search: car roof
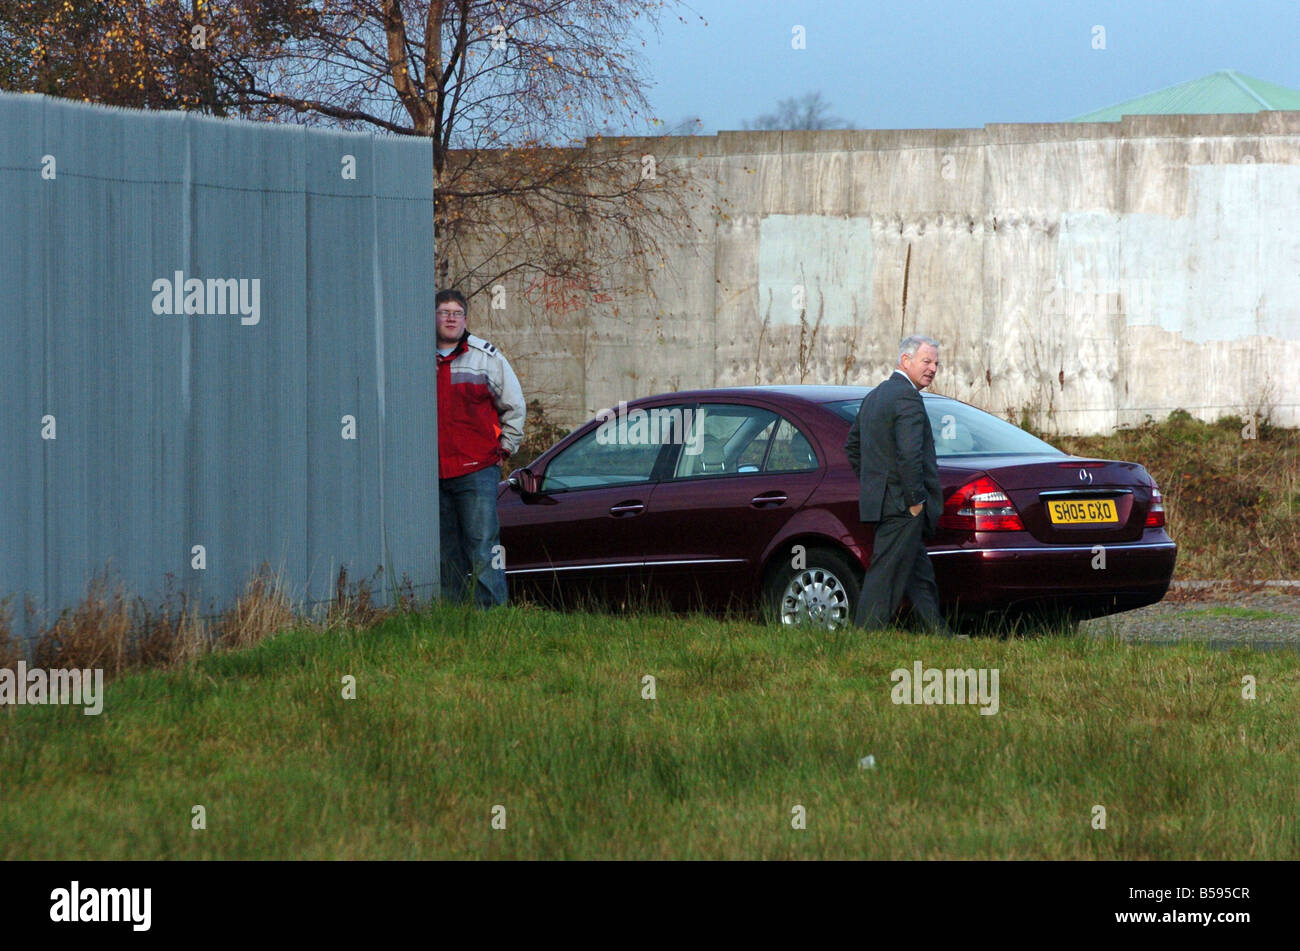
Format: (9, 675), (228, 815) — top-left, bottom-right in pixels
(626, 384), (955, 404)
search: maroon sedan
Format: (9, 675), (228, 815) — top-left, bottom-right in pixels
(498, 386), (1176, 630)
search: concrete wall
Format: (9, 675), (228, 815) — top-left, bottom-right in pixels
(0, 92), (438, 643)
(471, 111), (1300, 439)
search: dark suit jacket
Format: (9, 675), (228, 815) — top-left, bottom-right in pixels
(843, 372), (942, 536)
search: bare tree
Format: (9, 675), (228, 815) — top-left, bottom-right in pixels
(742, 90), (850, 130)
(0, 0), (315, 113)
(214, 0), (690, 302)
(657, 113), (705, 135)
(1, 1), (697, 307)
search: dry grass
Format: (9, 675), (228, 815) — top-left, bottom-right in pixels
(4, 562), (416, 682)
(0, 598), (22, 672)
(324, 565), (387, 631)
(1043, 411), (1300, 581)
(24, 569), (218, 676)
(213, 566), (296, 652)
(32, 572), (134, 675)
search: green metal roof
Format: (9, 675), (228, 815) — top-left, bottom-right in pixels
(1072, 70), (1300, 122)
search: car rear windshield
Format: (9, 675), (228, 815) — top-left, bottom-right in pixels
(827, 398), (1066, 457)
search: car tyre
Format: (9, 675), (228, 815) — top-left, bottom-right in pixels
(763, 545), (862, 631)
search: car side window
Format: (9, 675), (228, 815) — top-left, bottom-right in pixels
(541, 410), (679, 492)
(764, 418), (818, 472)
(673, 405), (779, 479)
(736, 417), (776, 470)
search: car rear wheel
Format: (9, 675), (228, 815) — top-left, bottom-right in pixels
(764, 546), (862, 631)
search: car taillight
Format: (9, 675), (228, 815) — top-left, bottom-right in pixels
(939, 475), (1024, 532)
(1145, 481), (1165, 528)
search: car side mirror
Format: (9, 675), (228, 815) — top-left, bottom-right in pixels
(507, 467), (541, 495)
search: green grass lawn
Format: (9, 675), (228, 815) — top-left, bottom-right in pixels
(3, 603), (1296, 860)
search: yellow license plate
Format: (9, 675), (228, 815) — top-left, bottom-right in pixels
(1047, 498), (1119, 524)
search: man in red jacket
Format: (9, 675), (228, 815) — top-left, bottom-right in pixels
(436, 289), (526, 607)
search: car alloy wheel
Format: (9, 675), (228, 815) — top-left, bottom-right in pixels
(765, 546), (862, 631)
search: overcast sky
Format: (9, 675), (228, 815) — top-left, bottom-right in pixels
(633, 0), (1300, 133)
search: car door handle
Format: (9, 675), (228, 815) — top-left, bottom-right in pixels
(751, 492), (788, 507)
(609, 501), (645, 516)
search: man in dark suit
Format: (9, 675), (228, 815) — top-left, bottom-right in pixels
(844, 335), (955, 636)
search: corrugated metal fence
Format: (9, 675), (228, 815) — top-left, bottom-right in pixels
(0, 92), (438, 645)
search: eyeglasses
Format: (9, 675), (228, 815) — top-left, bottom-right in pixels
(436, 309), (466, 318)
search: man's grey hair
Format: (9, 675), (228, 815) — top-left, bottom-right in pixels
(899, 334), (940, 363)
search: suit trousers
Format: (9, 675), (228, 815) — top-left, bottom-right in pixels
(854, 512), (951, 635)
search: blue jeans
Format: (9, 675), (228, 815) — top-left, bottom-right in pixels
(440, 465), (508, 607)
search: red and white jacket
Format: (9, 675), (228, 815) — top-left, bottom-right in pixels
(437, 331), (526, 480)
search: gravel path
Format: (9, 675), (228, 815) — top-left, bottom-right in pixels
(1080, 582), (1300, 650)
